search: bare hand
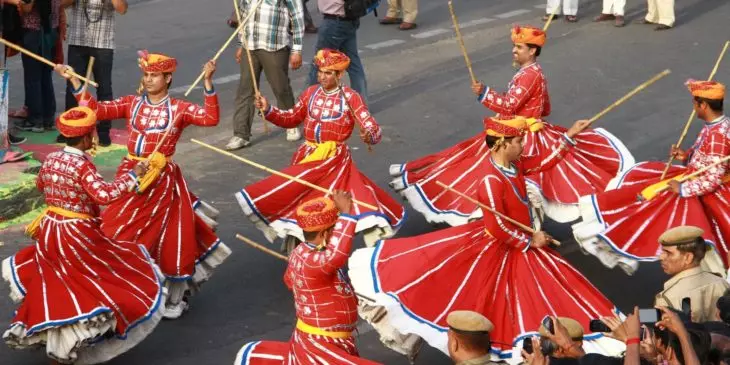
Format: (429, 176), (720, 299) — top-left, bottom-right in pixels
(567, 119), (590, 139)
(235, 47), (243, 64)
(54, 64), (75, 80)
(254, 94), (269, 111)
(667, 180), (681, 194)
(670, 145), (688, 161)
(656, 306), (687, 335)
(134, 160), (150, 177)
(471, 81), (485, 96)
(521, 337), (547, 365)
(203, 59), (217, 81)
(359, 128), (372, 144)
(599, 314), (628, 342)
(290, 52), (302, 70)
(332, 190), (353, 215)
(532, 231), (552, 248)
(625, 306), (641, 339)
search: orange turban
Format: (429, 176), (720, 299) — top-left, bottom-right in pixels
(511, 25), (546, 47)
(296, 197), (340, 232)
(56, 106), (97, 138)
(686, 79), (725, 100)
(484, 115), (529, 138)
(138, 50), (177, 73)
(314, 49), (350, 72)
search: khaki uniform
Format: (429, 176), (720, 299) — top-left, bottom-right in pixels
(655, 266), (730, 322)
(645, 0), (675, 26)
(386, 0), (418, 24)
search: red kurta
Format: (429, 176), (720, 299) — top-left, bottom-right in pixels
(350, 135), (624, 360)
(235, 85), (405, 246)
(390, 62), (633, 226)
(234, 215), (381, 365)
(73, 89), (231, 305)
(573, 115), (730, 275)
(2, 147), (164, 364)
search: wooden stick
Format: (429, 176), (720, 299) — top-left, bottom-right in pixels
(543, 3), (560, 31)
(436, 181), (561, 246)
(654, 154), (730, 195)
(660, 40), (730, 179)
(0, 37), (98, 87)
(586, 69), (671, 126)
(236, 233), (376, 302)
(447, 1), (476, 84)
(80, 57), (95, 97)
(233, 0), (242, 21)
(183, 0), (263, 96)
(191, 138), (378, 210)
(235, 0), (270, 134)
(336, 82), (373, 153)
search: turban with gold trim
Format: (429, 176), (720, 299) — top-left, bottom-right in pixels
(686, 79), (725, 100)
(314, 49), (350, 72)
(138, 50), (177, 73)
(296, 197), (339, 232)
(56, 106), (97, 138)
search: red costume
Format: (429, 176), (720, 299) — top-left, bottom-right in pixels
(73, 52), (231, 316)
(234, 197), (381, 365)
(2, 107), (164, 364)
(389, 25), (633, 226)
(235, 49), (405, 247)
(573, 80), (730, 275)
(350, 116), (623, 361)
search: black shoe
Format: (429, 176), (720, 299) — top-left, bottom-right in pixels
(56, 134), (67, 143)
(98, 133), (112, 147)
(8, 134), (27, 145)
(18, 120), (36, 131)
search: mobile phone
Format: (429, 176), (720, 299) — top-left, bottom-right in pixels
(542, 316), (554, 334)
(589, 319), (611, 332)
(681, 298), (691, 317)
(522, 337), (533, 354)
(638, 308), (661, 324)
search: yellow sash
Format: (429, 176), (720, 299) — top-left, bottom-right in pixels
(25, 206), (93, 238)
(126, 153), (171, 193)
(525, 118), (544, 132)
(640, 173), (730, 200)
(295, 319), (352, 339)
(298, 141), (338, 164)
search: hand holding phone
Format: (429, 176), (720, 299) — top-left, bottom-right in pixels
(638, 308), (661, 324)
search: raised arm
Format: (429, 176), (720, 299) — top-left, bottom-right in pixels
(259, 90), (309, 129)
(520, 119), (588, 175)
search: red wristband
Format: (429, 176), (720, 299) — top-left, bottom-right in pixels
(626, 338), (640, 345)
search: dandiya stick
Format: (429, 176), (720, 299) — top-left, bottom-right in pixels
(660, 40), (730, 179)
(191, 138), (378, 210)
(653, 154), (730, 195)
(447, 1), (476, 84)
(0, 37), (98, 87)
(436, 181), (561, 246)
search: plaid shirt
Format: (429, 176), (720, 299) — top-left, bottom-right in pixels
(67, 0), (117, 49)
(237, 0), (304, 52)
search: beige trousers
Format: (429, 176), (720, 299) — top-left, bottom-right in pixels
(386, 0), (418, 23)
(645, 0), (675, 26)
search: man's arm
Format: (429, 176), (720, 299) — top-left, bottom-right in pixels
(520, 120), (589, 174)
(476, 70), (541, 115)
(285, 0), (305, 53)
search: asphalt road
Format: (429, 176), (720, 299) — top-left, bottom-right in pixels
(2, 0), (730, 364)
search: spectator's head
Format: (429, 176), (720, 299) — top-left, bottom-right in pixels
(538, 317), (584, 358)
(296, 197), (339, 245)
(658, 226), (707, 275)
(137, 50), (177, 95)
(511, 25), (545, 66)
(686, 79), (725, 121)
(716, 295), (730, 324)
(313, 49), (350, 91)
(446, 310), (493, 363)
(57, 106), (98, 151)
(484, 115), (530, 160)
(653, 323), (711, 365)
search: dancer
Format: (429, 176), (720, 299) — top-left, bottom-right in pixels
(350, 116), (624, 361)
(573, 80), (729, 275)
(389, 24), (633, 226)
(234, 192), (381, 365)
(237, 49), (405, 249)
(54, 51), (231, 319)
(2, 106), (165, 364)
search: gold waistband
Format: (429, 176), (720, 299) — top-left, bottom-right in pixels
(295, 319), (352, 339)
(126, 154), (172, 162)
(25, 206), (94, 237)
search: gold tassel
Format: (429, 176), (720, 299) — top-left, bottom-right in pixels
(136, 76), (145, 95)
(136, 151), (168, 193)
(88, 135), (99, 157)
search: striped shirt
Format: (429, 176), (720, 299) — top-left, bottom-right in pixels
(237, 0), (305, 52)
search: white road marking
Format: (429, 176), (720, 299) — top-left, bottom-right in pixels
(411, 28), (451, 39)
(169, 62), (310, 94)
(495, 9), (532, 18)
(534, 4), (547, 9)
(459, 17), (496, 28)
(365, 39), (407, 50)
